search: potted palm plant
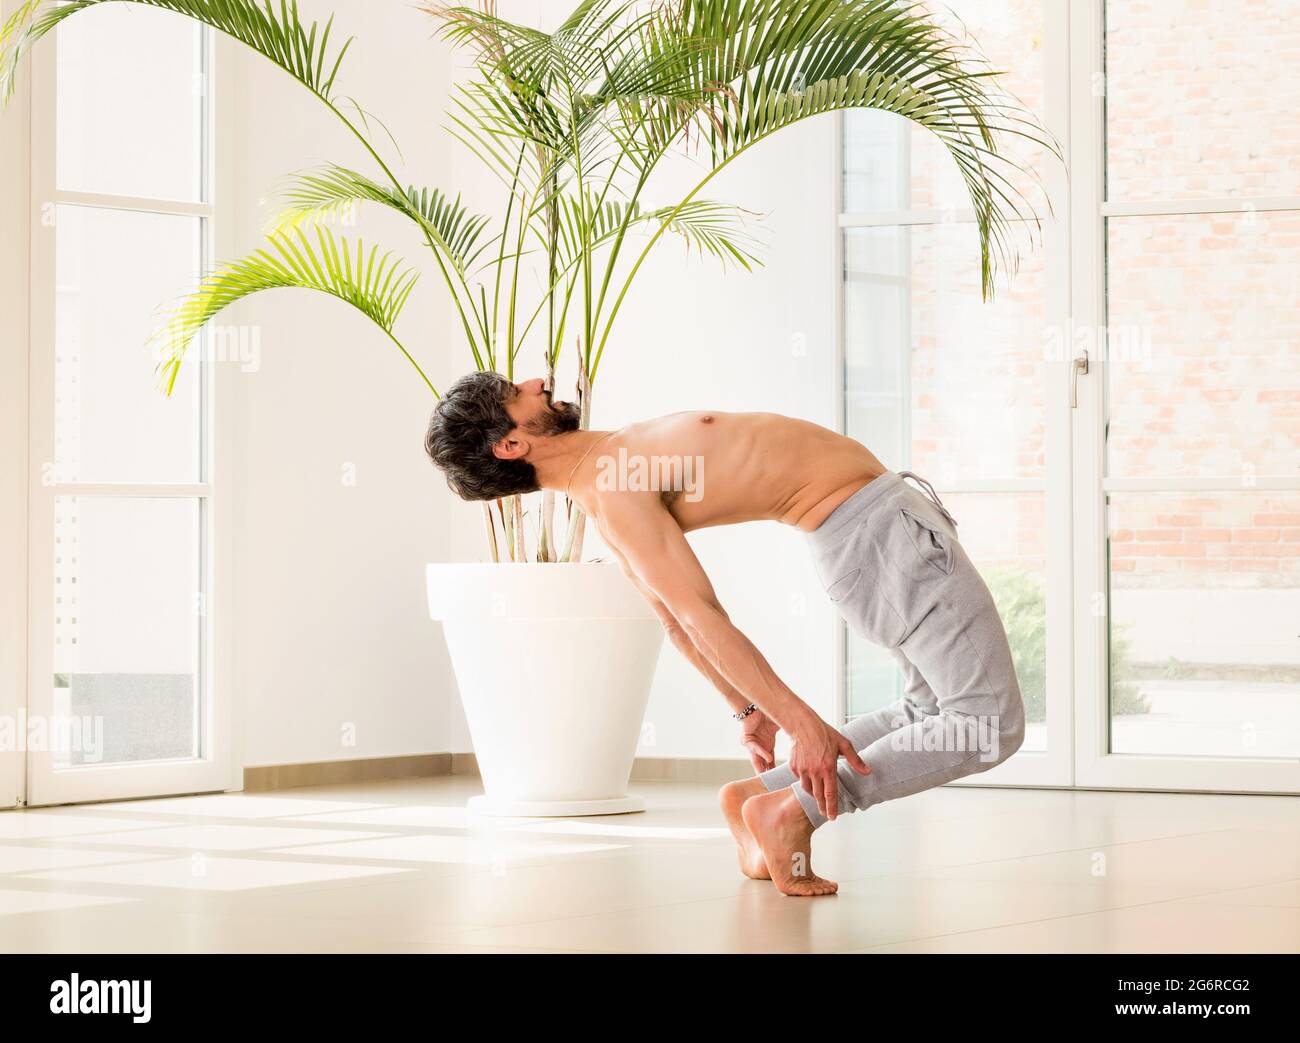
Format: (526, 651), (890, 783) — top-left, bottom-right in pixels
(2, 0), (1047, 815)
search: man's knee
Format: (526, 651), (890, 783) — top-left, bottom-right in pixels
(1000, 679), (1027, 758)
(994, 715), (1025, 764)
(971, 689), (1025, 769)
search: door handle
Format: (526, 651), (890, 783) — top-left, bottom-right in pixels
(1070, 350), (1090, 409)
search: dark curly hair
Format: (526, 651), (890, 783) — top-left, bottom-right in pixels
(424, 371), (539, 501)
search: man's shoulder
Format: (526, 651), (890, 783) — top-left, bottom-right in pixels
(588, 484), (672, 522)
(584, 483), (685, 551)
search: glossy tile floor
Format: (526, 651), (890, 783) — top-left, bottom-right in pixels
(1, 776), (1297, 953)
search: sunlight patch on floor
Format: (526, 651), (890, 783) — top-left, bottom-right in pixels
(0, 888), (136, 916)
(22, 856), (410, 892)
(509, 820), (731, 841)
(267, 833), (626, 866)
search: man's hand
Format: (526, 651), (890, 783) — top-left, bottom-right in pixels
(598, 496), (819, 737)
(787, 718), (871, 820)
(740, 709), (777, 773)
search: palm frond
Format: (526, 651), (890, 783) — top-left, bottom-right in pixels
(632, 0), (1058, 298)
(152, 226), (426, 394)
(2, 0), (353, 103)
(269, 164), (492, 275)
(430, 1), (645, 94)
(552, 194), (763, 272)
(430, 1), (665, 184)
(648, 199), (764, 270)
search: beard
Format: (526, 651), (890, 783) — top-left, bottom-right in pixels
(524, 394), (581, 436)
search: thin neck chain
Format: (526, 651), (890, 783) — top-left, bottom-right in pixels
(564, 427), (621, 499)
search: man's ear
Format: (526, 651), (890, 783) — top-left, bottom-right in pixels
(492, 433), (529, 461)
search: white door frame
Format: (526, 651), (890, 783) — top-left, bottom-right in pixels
(837, 0), (1076, 789)
(837, 0), (1298, 796)
(23, 26), (238, 807)
(1069, 0), (1300, 794)
(940, 0), (1074, 790)
(0, 8), (31, 809)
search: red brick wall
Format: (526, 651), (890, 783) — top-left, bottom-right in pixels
(1111, 494), (1300, 583)
(877, 1), (1300, 591)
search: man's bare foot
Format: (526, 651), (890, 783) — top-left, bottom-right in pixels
(719, 778), (770, 880)
(741, 788), (838, 897)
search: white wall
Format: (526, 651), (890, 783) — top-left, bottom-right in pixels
(230, 1), (458, 767)
(233, 0), (840, 766)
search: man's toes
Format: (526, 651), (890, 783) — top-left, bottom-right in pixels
(779, 878), (828, 897)
(774, 873), (837, 897)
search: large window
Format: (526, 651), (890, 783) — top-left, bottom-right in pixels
(23, 5), (231, 804)
(1101, 0), (1300, 763)
(839, 0), (1299, 793)
(841, 0), (1057, 761)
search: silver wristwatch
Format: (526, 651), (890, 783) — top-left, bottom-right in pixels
(732, 702), (758, 721)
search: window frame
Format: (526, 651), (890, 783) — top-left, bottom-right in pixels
(0, 4), (32, 809)
(835, 0), (1074, 788)
(1071, 0), (1300, 793)
(835, 0), (1299, 795)
(20, 19), (238, 806)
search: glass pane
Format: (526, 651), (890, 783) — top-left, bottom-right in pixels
(1105, 211), (1300, 480)
(57, 5), (205, 201)
(843, 0), (1048, 213)
(843, 227), (907, 461)
(1106, 0), (1300, 201)
(1108, 492), (1300, 758)
(52, 497), (202, 768)
(848, 492), (1048, 754)
(843, 109), (908, 213)
(844, 222), (1047, 483)
(844, 638), (906, 720)
(55, 205), (202, 484)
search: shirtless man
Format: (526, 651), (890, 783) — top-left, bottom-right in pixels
(426, 372), (1026, 896)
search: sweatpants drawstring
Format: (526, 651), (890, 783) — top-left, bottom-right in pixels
(897, 470), (958, 531)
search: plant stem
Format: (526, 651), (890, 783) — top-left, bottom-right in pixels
(560, 361), (592, 563)
(538, 352), (558, 563)
(481, 502), (500, 563)
(497, 498), (513, 562)
(591, 137), (775, 379)
(492, 145), (527, 352)
(512, 494), (526, 562)
(325, 104), (486, 370)
(382, 328), (438, 398)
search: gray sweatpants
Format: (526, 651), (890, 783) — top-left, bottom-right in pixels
(759, 470), (1026, 828)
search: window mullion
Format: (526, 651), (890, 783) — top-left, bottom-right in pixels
(50, 188), (214, 219)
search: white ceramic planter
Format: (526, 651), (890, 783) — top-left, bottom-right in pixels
(427, 561), (664, 817)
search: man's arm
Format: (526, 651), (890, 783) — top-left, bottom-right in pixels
(596, 496), (816, 737)
(617, 564), (751, 714)
(597, 495), (867, 818)
(617, 564), (777, 771)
